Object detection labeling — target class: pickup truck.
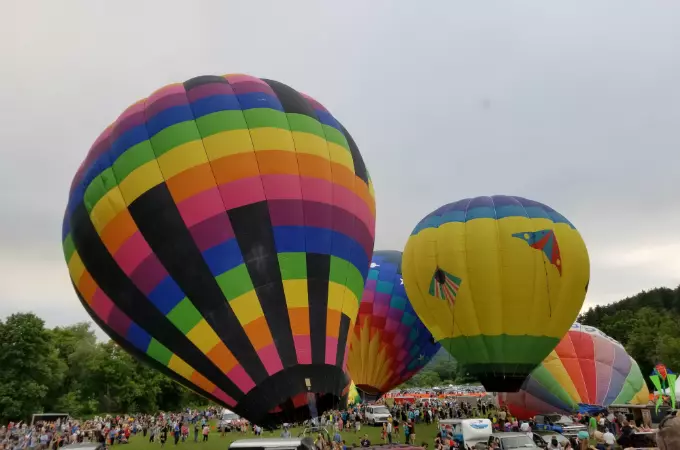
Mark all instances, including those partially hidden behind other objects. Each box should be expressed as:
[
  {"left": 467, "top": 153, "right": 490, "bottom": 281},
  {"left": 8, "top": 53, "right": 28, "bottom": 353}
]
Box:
[{"left": 533, "top": 414, "right": 587, "bottom": 437}]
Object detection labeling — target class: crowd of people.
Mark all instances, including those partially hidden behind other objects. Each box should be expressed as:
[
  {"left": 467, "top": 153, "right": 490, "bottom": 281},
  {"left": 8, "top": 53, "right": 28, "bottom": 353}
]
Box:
[
  {"left": 305, "top": 398, "right": 495, "bottom": 449},
  {"left": 1, "top": 397, "right": 679, "bottom": 450},
  {"left": 0, "top": 408, "right": 222, "bottom": 450}
]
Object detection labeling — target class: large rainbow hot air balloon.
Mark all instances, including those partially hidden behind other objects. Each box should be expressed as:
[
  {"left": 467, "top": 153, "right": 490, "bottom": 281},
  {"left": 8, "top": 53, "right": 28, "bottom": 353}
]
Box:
[
  {"left": 499, "top": 323, "right": 649, "bottom": 418},
  {"left": 62, "top": 74, "right": 375, "bottom": 425},
  {"left": 403, "top": 195, "right": 589, "bottom": 392},
  {"left": 347, "top": 251, "right": 440, "bottom": 399}
]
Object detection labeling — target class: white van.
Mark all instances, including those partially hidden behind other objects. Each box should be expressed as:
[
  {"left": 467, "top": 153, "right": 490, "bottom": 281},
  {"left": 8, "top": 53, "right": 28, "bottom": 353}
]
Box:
[
  {"left": 439, "top": 418, "right": 493, "bottom": 449},
  {"left": 364, "top": 404, "right": 391, "bottom": 425},
  {"left": 229, "top": 438, "right": 315, "bottom": 450},
  {"left": 220, "top": 409, "right": 241, "bottom": 432}
]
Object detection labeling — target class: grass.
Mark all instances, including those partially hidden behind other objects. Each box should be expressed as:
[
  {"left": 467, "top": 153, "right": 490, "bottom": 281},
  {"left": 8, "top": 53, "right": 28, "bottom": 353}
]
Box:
[{"left": 121, "top": 421, "right": 441, "bottom": 450}]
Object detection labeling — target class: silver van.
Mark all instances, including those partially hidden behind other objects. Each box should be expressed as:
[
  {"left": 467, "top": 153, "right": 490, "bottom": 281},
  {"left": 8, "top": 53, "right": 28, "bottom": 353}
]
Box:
[{"left": 229, "top": 437, "right": 316, "bottom": 450}]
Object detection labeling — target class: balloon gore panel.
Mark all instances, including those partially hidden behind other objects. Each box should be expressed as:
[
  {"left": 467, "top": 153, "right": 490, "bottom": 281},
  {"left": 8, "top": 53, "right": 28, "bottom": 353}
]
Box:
[
  {"left": 499, "top": 323, "right": 649, "bottom": 418},
  {"left": 63, "top": 74, "right": 376, "bottom": 425},
  {"left": 348, "top": 250, "right": 440, "bottom": 396}
]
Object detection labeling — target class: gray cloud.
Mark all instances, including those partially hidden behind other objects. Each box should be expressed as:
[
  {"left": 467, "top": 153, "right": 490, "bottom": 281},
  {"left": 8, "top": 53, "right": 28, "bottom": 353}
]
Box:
[{"left": 1, "top": 0, "right": 679, "bottom": 335}]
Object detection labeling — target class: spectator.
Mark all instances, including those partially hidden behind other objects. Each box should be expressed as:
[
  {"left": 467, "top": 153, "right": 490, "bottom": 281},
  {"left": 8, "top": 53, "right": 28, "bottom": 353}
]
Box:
[
  {"left": 159, "top": 425, "right": 167, "bottom": 448},
  {"left": 601, "top": 428, "right": 615, "bottom": 447},
  {"left": 658, "top": 412, "right": 680, "bottom": 450},
  {"left": 360, "top": 435, "right": 370, "bottom": 448}
]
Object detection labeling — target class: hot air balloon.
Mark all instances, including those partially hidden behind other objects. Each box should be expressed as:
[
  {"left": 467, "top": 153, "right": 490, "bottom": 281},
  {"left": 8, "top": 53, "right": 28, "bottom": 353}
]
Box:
[
  {"left": 649, "top": 363, "right": 677, "bottom": 412},
  {"left": 348, "top": 382, "right": 362, "bottom": 405},
  {"left": 402, "top": 195, "right": 589, "bottom": 392},
  {"left": 499, "top": 323, "right": 649, "bottom": 418},
  {"left": 347, "top": 250, "right": 440, "bottom": 400},
  {"left": 62, "top": 74, "right": 376, "bottom": 425}
]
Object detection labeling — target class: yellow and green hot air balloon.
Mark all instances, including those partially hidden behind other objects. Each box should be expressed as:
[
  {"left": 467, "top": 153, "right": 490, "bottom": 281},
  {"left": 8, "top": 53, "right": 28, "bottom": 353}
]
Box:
[{"left": 402, "top": 195, "right": 589, "bottom": 392}]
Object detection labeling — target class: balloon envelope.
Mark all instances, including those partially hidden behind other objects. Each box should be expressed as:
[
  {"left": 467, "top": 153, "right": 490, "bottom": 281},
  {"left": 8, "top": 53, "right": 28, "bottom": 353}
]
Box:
[
  {"left": 499, "top": 323, "right": 649, "bottom": 418},
  {"left": 348, "top": 250, "right": 440, "bottom": 397},
  {"left": 63, "top": 74, "right": 375, "bottom": 425},
  {"left": 403, "top": 195, "right": 589, "bottom": 392},
  {"left": 348, "top": 382, "right": 361, "bottom": 405}
]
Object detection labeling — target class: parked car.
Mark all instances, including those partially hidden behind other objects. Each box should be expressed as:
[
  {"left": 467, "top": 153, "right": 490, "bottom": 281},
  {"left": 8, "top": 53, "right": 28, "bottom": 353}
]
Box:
[
  {"left": 533, "top": 414, "right": 587, "bottom": 437},
  {"left": 531, "top": 430, "right": 569, "bottom": 448},
  {"left": 220, "top": 409, "right": 241, "bottom": 432},
  {"left": 487, "top": 432, "right": 540, "bottom": 449},
  {"left": 229, "top": 438, "right": 315, "bottom": 450},
  {"left": 365, "top": 405, "right": 391, "bottom": 425},
  {"left": 439, "top": 418, "right": 492, "bottom": 449}
]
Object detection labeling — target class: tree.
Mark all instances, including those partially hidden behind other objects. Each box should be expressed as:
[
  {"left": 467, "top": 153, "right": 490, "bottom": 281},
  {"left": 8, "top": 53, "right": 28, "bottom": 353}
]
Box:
[
  {"left": 580, "top": 285, "right": 680, "bottom": 390},
  {"left": 0, "top": 313, "right": 66, "bottom": 422},
  {"left": 2, "top": 282, "right": 678, "bottom": 420},
  {"left": 44, "top": 323, "right": 98, "bottom": 415}
]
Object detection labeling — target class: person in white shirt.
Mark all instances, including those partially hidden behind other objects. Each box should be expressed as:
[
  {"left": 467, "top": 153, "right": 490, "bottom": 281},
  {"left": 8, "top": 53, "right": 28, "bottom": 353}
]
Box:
[
  {"left": 602, "top": 429, "right": 615, "bottom": 445},
  {"left": 519, "top": 422, "right": 533, "bottom": 439}
]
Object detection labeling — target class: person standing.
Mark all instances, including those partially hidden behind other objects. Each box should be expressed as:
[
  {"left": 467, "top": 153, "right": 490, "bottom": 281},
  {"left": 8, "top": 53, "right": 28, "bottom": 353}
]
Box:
[
  {"left": 386, "top": 417, "right": 393, "bottom": 444},
  {"left": 546, "top": 436, "right": 560, "bottom": 449},
  {"left": 588, "top": 415, "right": 597, "bottom": 437},
  {"left": 173, "top": 423, "right": 180, "bottom": 446},
  {"left": 159, "top": 425, "right": 167, "bottom": 448},
  {"left": 202, "top": 424, "right": 209, "bottom": 443}
]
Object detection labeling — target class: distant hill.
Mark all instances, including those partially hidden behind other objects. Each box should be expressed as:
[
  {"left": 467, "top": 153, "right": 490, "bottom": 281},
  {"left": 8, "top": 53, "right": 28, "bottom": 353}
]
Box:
[
  {"left": 400, "top": 285, "right": 680, "bottom": 390},
  {"left": 578, "top": 285, "right": 680, "bottom": 387}
]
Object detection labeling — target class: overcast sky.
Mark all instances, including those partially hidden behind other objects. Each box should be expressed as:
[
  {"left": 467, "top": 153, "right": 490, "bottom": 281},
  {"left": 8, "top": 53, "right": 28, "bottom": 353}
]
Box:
[{"left": 2, "top": 1, "right": 679, "bottom": 337}]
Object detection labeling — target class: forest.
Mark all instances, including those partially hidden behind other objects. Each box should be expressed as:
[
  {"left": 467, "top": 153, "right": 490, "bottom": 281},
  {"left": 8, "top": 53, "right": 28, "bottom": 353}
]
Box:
[
  {"left": 577, "top": 285, "right": 680, "bottom": 382},
  {"left": 402, "top": 285, "right": 680, "bottom": 390},
  {"left": 0, "top": 313, "right": 204, "bottom": 423},
  {"left": 1, "top": 284, "right": 679, "bottom": 422}
]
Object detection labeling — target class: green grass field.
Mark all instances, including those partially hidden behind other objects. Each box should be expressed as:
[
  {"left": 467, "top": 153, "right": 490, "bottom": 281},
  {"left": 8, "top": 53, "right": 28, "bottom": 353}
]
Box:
[{"left": 122, "top": 422, "right": 441, "bottom": 450}]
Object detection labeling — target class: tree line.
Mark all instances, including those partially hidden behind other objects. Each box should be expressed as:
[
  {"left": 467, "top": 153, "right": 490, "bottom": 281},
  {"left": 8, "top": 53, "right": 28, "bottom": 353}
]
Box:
[
  {"left": 578, "top": 285, "right": 680, "bottom": 385},
  {"left": 0, "top": 313, "right": 203, "bottom": 423},
  {"left": 2, "top": 284, "right": 677, "bottom": 421},
  {"left": 401, "top": 285, "right": 680, "bottom": 390},
  {"left": 397, "top": 349, "right": 475, "bottom": 389}
]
